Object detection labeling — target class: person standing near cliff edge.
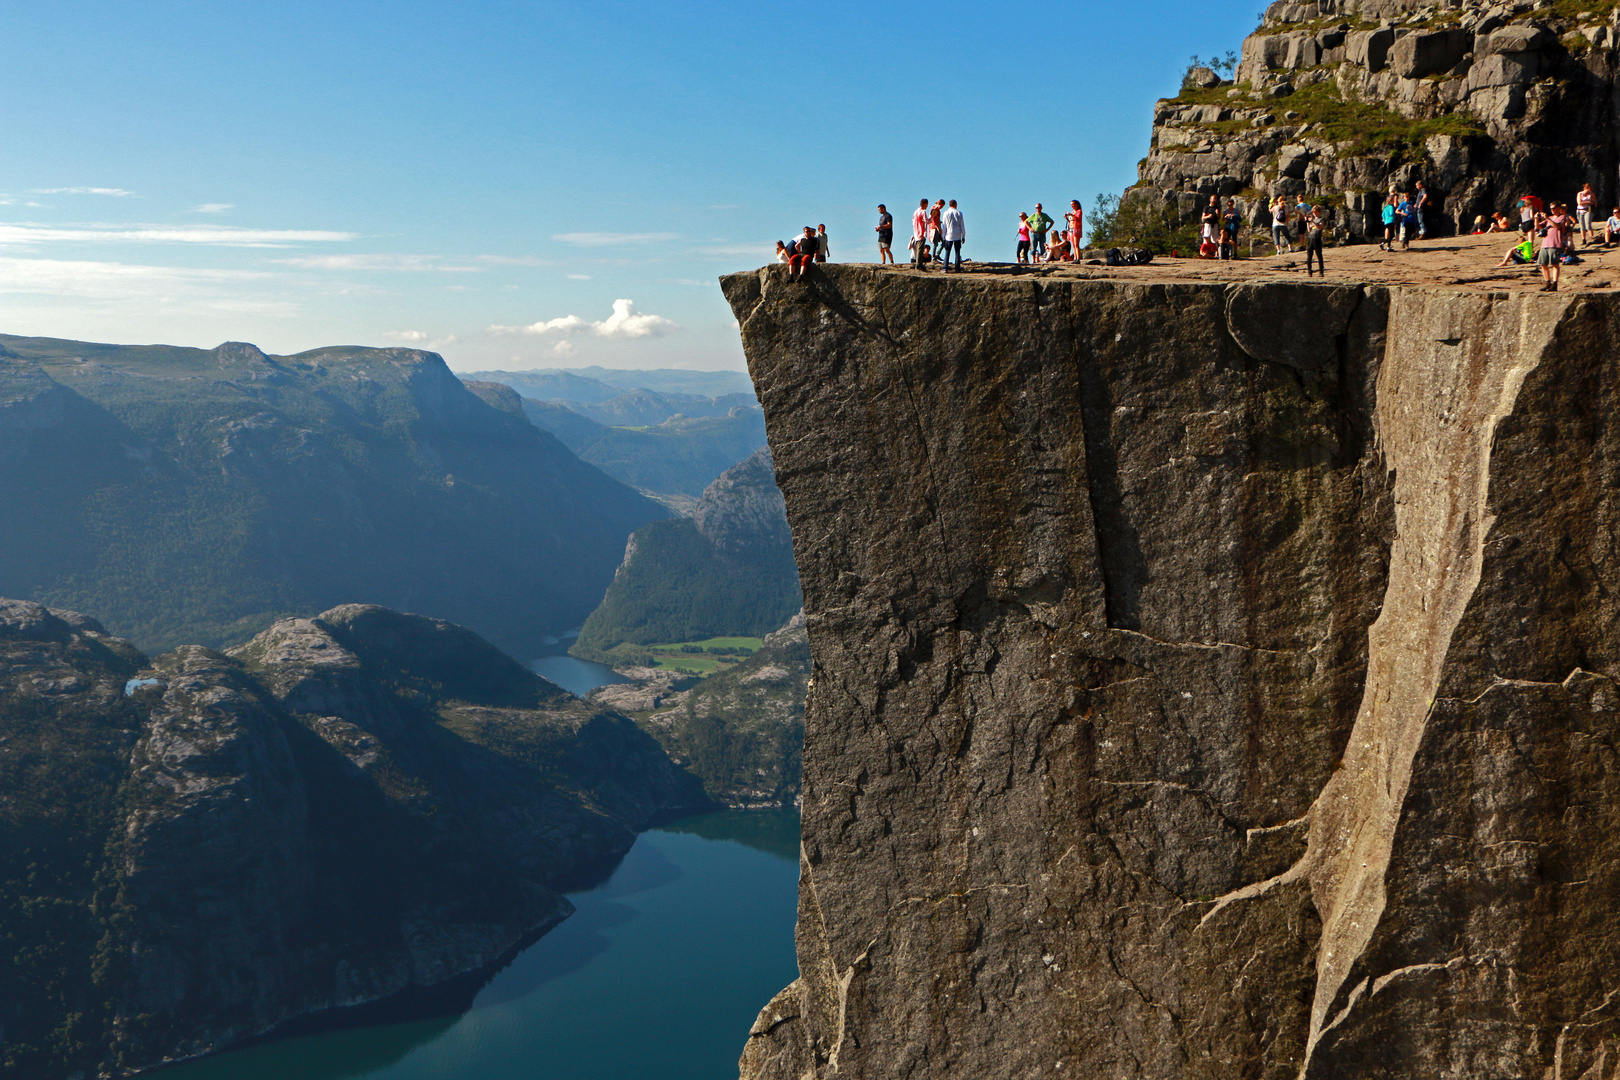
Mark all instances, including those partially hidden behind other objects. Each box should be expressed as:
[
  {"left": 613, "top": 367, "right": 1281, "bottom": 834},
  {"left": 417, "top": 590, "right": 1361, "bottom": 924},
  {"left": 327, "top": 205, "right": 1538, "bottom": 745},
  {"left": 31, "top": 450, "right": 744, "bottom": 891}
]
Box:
[
  {"left": 1067, "top": 200, "right": 1084, "bottom": 258},
  {"left": 876, "top": 205, "right": 895, "bottom": 264},
  {"left": 941, "top": 200, "right": 965, "bottom": 272},
  {"left": 912, "top": 198, "right": 930, "bottom": 269},
  {"left": 1304, "top": 205, "right": 1325, "bottom": 276},
  {"left": 1029, "top": 203, "right": 1053, "bottom": 260},
  {"left": 816, "top": 224, "right": 830, "bottom": 263}
]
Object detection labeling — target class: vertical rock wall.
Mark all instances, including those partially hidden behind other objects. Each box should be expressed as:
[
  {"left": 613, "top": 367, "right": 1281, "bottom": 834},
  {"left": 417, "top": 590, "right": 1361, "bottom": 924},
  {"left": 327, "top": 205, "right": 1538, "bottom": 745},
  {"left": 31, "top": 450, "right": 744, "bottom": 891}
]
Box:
[{"left": 722, "top": 265, "right": 1620, "bottom": 1079}]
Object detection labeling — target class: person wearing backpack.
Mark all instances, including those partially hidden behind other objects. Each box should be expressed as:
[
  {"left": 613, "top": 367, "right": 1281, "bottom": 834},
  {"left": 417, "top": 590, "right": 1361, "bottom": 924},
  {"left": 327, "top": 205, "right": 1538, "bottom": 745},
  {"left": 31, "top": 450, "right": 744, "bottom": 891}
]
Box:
[
  {"left": 1270, "top": 195, "right": 1292, "bottom": 254},
  {"left": 1028, "top": 204, "right": 1053, "bottom": 259}
]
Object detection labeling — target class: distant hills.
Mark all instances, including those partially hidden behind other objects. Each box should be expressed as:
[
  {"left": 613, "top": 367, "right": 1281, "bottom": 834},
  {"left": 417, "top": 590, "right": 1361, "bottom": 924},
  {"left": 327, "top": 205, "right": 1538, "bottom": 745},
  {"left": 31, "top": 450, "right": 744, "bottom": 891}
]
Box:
[
  {"left": 572, "top": 447, "right": 801, "bottom": 665},
  {"left": 466, "top": 367, "right": 768, "bottom": 505},
  {"left": 461, "top": 366, "right": 755, "bottom": 403},
  {"left": 0, "top": 336, "right": 667, "bottom": 654},
  {"left": 0, "top": 598, "right": 707, "bottom": 1080}
]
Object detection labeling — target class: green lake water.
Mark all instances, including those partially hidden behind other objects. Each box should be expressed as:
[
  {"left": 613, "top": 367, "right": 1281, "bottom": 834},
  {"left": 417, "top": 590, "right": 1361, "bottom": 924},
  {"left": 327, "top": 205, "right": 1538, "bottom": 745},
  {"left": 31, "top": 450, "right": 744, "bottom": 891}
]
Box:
[{"left": 154, "top": 809, "right": 800, "bottom": 1080}]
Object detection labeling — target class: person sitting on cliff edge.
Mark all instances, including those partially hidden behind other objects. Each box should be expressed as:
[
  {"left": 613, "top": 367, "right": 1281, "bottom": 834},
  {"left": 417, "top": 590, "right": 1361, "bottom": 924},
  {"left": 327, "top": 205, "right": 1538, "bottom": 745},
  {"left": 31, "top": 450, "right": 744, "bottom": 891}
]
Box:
[
  {"left": 1605, "top": 207, "right": 1620, "bottom": 246},
  {"left": 787, "top": 225, "right": 818, "bottom": 281}
]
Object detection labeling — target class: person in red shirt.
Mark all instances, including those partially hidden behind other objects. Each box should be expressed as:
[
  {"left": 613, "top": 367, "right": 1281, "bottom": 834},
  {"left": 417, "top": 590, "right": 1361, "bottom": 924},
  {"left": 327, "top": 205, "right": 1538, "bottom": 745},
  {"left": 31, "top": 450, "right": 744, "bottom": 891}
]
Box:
[
  {"left": 911, "top": 199, "right": 930, "bottom": 269},
  {"left": 1539, "top": 203, "right": 1571, "bottom": 291},
  {"left": 1066, "top": 200, "right": 1084, "bottom": 259}
]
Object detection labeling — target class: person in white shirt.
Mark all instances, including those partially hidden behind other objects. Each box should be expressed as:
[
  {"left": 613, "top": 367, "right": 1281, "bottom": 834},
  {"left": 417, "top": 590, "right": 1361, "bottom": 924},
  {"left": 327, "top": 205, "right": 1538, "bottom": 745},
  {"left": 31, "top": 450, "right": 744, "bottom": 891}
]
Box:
[{"left": 940, "top": 200, "right": 966, "bottom": 272}]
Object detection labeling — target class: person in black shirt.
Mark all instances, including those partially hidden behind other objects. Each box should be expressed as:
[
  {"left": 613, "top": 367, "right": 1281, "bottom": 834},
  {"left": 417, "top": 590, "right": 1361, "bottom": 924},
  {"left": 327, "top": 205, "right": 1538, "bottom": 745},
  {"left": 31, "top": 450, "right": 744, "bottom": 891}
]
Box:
[
  {"left": 1221, "top": 199, "right": 1241, "bottom": 260},
  {"left": 788, "top": 225, "right": 818, "bottom": 280},
  {"left": 875, "top": 205, "right": 894, "bottom": 265},
  {"left": 1200, "top": 196, "right": 1220, "bottom": 256}
]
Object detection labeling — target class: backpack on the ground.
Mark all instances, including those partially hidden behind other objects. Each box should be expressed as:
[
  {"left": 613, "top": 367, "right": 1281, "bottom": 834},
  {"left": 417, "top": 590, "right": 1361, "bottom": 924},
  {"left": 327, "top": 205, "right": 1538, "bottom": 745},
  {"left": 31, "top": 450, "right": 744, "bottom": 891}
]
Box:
[{"left": 1105, "top": 247, "right": 1123, "bottom": 266}]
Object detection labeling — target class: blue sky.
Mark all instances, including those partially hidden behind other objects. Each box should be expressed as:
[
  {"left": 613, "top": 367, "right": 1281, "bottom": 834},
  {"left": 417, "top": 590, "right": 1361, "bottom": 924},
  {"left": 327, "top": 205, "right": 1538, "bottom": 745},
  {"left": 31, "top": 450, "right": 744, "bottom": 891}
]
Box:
[{"left": 0, "top": 0, "right": 1259, "bottom": 371}]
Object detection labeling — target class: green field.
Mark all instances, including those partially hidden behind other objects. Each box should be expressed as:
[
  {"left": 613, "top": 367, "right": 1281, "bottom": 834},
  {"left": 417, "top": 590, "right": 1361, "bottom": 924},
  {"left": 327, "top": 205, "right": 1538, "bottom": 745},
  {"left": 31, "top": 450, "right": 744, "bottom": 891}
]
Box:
[{"left": 643, "top": 636, "right": 765, "bottom": 675}]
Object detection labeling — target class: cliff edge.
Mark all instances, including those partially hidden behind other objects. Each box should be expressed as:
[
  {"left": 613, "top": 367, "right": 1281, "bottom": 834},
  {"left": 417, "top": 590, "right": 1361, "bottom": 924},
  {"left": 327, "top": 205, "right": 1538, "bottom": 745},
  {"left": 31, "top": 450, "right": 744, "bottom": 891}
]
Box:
[{"left": 722, "top": 262, "right": 1620, "bottom": 1079}]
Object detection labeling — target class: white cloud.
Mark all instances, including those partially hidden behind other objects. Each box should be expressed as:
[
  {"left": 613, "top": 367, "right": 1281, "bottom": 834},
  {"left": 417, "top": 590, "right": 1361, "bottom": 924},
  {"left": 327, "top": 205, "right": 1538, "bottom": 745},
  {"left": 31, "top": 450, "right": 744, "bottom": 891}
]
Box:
[
  {"left": 194, "top": 203, "right": 234, "bottom": 214},
  {"left": 382, "top": 330, "right": 458, "bottom": 348},
  {"left": 0, "top": 256, "right": 293, "bottom": 315},
  {"left": 552, "top": 231, "right": 680, "bottom": 246},
  {"left": 476, "top": 254, "right": 552, "bottom": 266},
  {"left": 382, "top": 330, "right": 430, "bottom": 341},
  {"left": 32, "top": 187, "right": 134, "bottom": 197},
  {"left": 551, "top": 340, "right": 576, "bottom": 357},
  {"left": 697, "top": 243, "right": 775, "bottom": 258},
  {"left": 273, "top": 253, "right": 480, "bottom": 272},
  {"left": 489, "top": 298, "right": 679, "bottom": 340},
  {"left": 566, "top": 272, "right": 591, "bottom": 280},
  {"left": 0, "top": 223, "right": 356, "bottom": 247}
]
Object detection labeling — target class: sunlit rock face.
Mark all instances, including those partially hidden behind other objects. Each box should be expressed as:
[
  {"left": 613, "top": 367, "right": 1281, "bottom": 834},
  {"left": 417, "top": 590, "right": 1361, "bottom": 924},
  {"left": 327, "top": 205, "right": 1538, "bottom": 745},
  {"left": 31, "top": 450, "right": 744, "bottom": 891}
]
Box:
[{"left": 724, "top": 264, "right": 1620, "bottom": 1080}]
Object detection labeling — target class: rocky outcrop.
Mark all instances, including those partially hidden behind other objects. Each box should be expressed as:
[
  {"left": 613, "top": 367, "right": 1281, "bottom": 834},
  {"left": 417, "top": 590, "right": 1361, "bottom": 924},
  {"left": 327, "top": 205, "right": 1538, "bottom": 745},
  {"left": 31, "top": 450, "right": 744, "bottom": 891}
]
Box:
[
  {"left": 0, "top": 601, "right": 707, "bottom": 1079},
  {"left": 723, "top": 264, "right": 1620, "bottom": 1079},
  {"left": 1134, "top": 0, "right": 1620, "bottom": 241}
]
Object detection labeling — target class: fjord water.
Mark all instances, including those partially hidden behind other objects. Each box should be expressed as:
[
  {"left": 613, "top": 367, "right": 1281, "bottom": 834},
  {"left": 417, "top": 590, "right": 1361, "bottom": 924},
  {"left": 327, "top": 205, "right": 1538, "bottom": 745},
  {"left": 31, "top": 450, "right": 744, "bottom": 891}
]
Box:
[{"left": 154, "top": 810, "right": 799, "bottom": 1080}]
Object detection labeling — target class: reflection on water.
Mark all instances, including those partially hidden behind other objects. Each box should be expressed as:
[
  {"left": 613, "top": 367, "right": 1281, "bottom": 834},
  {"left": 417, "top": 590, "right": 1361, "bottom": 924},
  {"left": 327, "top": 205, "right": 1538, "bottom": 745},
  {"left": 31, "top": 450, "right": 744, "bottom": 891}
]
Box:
[
  {"left": 153, "top": 810, "right": 800, "bottom": 1080},
  {"left": 527, "top": 654, "right": 629, "bottom": 698}
]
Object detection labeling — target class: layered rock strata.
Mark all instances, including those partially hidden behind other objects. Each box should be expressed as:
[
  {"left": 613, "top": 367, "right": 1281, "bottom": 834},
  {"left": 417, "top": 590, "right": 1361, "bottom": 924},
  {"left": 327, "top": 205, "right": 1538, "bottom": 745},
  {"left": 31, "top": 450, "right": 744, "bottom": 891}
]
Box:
[
  {"left": 723, "top": 264, "right": 1620, "bottom": 1079},
  {"left": 1135, "top": 0, "right": 1620, "bottom": 240}
]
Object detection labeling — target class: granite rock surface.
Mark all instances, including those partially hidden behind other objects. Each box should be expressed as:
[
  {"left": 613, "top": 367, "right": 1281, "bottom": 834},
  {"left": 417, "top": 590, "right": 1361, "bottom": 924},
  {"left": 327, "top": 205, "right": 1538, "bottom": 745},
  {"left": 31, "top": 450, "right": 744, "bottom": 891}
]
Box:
[{"left": 723, "top": 263, "right": 1620, "bottom": 1080}]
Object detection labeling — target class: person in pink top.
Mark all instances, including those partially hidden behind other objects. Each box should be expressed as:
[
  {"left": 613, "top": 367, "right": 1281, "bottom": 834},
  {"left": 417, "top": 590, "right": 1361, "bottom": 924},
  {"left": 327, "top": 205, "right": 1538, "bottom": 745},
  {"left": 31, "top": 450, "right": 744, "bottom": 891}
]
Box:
[
  {"left": 1577, "top": 183, "right": 1596, "bottom": 245},
  {"left": 911, "top": 198, "right": 930, "bottom": 270},
  {"left": 1539, "top": 202, "right": 1571, "bottom": 291},
  {"left": 1066, "top": 200, "right": 1084, "bottom": 260},
  {"left": 1016, "top": 212, "right": 1032, "bottom": 263}
]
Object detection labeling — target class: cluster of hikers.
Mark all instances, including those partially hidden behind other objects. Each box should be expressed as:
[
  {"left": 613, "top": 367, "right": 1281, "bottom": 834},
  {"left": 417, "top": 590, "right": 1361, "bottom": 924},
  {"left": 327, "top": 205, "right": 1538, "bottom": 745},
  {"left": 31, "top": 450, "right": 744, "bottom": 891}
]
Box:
[
  {"left": 1485, "top": 185, "right": 1603, "bottom": 291},
  {"left": 773, "top": 179, "right": 1611, "bottom": 291}
]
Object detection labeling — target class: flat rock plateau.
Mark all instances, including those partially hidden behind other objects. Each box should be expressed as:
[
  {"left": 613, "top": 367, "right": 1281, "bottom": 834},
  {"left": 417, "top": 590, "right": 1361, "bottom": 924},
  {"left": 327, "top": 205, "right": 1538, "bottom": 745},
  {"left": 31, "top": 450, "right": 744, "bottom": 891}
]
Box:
[{"left": 724, "top": 259, "right": 1620, "bottom": 1080}]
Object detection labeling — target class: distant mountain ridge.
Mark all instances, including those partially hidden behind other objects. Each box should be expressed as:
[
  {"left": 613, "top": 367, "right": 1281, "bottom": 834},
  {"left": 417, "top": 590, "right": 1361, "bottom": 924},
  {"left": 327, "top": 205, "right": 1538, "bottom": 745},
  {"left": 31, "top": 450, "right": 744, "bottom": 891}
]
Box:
[
  {"left": 461, "top": 366, "right": 755, "bottom": 402},
  {"left": 0, "top": 335, "right": 667, "bottom": 654}
]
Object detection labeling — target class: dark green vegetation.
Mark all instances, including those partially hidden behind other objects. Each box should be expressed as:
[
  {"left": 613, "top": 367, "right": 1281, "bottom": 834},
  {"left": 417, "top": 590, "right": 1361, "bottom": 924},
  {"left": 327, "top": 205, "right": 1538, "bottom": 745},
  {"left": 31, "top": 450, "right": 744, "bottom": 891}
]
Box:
[
  {"left": 0, "top": 599, "right": 708, "bottom": 1080},
  {"left": 571, "top": 449, "right": 800, "bottom": 666},
  {"left": 0, "top": 336, "right": 666, "bottom": 655}
]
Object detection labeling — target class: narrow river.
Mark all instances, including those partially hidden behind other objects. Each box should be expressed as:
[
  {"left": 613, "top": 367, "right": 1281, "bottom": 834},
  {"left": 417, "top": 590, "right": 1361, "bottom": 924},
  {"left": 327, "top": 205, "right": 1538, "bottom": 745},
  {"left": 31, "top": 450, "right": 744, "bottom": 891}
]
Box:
[{"left": 153, "top": 809, "right": 800, "bottom": 1080}]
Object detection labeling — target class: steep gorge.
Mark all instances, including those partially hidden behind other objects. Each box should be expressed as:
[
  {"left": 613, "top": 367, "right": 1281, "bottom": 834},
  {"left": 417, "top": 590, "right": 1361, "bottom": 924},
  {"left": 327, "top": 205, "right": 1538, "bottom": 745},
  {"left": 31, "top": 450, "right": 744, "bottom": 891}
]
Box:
[{"left": 723, "top": 265, "right": 1620, "bottom": 1079}]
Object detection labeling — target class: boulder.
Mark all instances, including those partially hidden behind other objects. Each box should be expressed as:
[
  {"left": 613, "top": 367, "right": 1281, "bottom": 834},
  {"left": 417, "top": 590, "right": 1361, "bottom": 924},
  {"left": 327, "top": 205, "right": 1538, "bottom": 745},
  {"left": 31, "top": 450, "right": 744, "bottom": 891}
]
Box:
[
  {"left": 1285, "top": 34, "right": 1323, "bottom": 68},
  {"left": 1188, "top": 65, "right": 1222, "bottom": 89},
  {"left": 1279, "top": 143, "right": 1311, "bottom": 178},
  {"left": 1390, "top": 28, "right": 1473, "bottom": 78},
  {"left": 1347, "top": 27, "right": 1397, "bottom": 72},
  {"left": 1477, "top": 23, "right": 1550, "bottom": 55}
]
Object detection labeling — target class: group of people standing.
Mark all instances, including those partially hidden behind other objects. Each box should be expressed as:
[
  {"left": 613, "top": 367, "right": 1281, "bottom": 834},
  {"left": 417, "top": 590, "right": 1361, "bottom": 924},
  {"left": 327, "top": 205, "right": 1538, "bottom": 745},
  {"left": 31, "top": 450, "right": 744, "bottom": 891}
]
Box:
[
  {"left": 1014, "top": 200, "right": 1086, "bottom": 263},
  {"left": 1377, "top": 183, "right": 1430, "bottom": 251},
  {"left": 1491, "top": 192, "right": 1587, "bottom": 291},
  {"left": 873, "top": 199, "right": 967, "bottom": 271},
  {"left": 1254, "top": 195, "right": 1327, "bottom": 275}
]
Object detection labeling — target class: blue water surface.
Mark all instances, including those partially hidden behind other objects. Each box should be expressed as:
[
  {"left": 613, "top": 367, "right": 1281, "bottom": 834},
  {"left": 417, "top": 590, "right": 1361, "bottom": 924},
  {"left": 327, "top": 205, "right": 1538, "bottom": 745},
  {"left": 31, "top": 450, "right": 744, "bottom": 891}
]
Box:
[{"left": 153, "top": 810, "right": 800, "bottom": 1080}]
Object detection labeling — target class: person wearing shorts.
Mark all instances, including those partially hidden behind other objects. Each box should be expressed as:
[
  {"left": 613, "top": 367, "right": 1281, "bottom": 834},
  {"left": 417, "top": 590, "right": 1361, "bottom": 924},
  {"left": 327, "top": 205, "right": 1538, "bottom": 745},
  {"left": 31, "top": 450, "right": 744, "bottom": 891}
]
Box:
[
  {"left": 1539, "top": 204, "right": 1570, "bottom": 290},
  {"left": 1067, "top": 200, "right": 1084, "bottom": 256},
  {"left": 1380, "top": 194, "right": 1396, "bottom": 251},
  {"left": 1200, "top": 196, "right": 1219, "bottom": 248},
  {"left": 875, "top": 205, "right": 894, "bottom": 264},
  {"left": 1578, "top": 183, "right": 1596, "bottom": 245},
  {"left": 1270, "top": 196, "right": 1291, "bottom": 253}
]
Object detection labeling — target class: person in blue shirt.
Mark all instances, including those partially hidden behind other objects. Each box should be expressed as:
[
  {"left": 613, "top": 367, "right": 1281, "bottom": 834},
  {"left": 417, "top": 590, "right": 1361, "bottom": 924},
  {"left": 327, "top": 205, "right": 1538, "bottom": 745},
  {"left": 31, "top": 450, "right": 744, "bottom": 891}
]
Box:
[
  {"left": 1380, "top": 195, "right": 1396, "bottom": 251},
  {"left": 1395, "top": 193, "right": 1414, "bottom": 250}
]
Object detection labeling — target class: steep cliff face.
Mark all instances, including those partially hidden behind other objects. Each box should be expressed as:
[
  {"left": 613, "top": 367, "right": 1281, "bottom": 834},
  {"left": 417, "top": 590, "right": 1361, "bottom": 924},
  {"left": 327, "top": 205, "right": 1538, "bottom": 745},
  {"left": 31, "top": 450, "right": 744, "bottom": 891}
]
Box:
[
  {"left": 0, "top": 600, "right": 707, "bottom": 1079},
  {"left": 1134, "top": 0, "right": 1620, "bottom": 241},
  {"left": 723, "top": 264, "right": 1620, "bottom": 1079}
]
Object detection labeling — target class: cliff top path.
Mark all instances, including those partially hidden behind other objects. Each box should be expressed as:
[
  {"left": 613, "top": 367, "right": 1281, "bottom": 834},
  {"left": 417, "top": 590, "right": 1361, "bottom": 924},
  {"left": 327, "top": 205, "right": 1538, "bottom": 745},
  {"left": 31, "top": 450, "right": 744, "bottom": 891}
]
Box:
[{"left": 856, "top": 230, "right": 1612, "bottom": 293}]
